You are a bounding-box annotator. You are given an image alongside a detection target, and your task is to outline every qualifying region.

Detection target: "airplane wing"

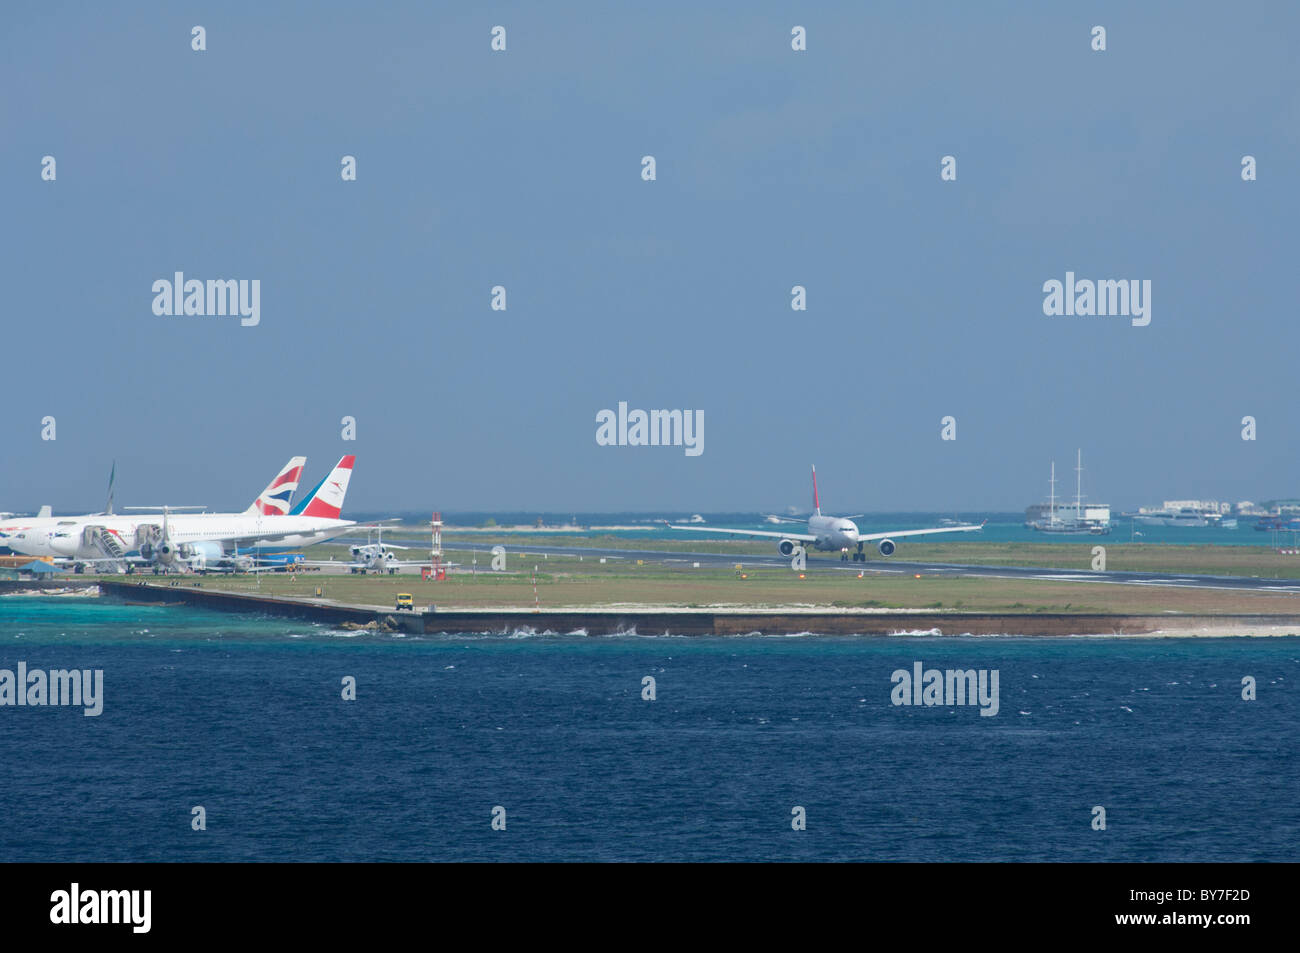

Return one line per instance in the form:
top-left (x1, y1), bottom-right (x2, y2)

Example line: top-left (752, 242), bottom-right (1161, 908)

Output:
top-left (855, 521), bottom-right (985, 542)
top-left (668, 524), bottom-right (818, 543)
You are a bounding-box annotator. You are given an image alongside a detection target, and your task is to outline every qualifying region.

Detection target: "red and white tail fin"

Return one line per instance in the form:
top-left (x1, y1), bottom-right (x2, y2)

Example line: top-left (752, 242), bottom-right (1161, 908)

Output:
top-left (812, 464), bottom-right (821, 516)
top-left (299, 455), bottom-right (355, 519)
top-left (245, 456), bottom-right (306, 515)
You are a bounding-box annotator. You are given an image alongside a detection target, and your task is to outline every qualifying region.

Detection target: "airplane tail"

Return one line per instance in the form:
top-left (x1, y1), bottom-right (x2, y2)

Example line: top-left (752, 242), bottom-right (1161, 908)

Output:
top-left (295, 455), bottom-right (355, 519)
top-left (812, 464), bottom-right (821, 516)
top-left (246, 456), bottom-right (307, 516)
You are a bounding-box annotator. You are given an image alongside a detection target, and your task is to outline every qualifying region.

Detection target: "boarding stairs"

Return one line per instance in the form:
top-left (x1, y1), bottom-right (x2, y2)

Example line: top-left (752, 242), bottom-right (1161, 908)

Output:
top-left (81, 525), bottom-right (127, 573)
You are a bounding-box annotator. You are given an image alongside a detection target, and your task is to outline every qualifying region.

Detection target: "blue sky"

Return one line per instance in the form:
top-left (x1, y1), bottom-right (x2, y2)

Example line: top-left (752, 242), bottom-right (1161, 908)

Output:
top-left (3, 2), bottom-right (1297, 514)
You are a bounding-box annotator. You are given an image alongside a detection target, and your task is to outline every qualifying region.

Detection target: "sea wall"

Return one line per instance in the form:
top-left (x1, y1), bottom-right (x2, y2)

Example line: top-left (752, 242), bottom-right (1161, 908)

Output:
top-left (86, 582), bottom-right (1300, 636)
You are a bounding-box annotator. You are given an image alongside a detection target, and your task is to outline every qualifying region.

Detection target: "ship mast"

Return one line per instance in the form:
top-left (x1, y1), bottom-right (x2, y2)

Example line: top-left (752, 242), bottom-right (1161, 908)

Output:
top-left (1075, 448), bottom-right (1083, 520)
top-left (1049, 461), bottom-right (1057, 525)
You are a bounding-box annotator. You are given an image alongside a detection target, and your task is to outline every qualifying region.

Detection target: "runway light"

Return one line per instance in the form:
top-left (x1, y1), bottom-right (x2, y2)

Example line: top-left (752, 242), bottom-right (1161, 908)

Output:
top-left (857, 572), bottom-right (863, 579)
top-left (798, 573), bottom-right (806, 579)
top-left (914, 573), bottom-right (922, 579)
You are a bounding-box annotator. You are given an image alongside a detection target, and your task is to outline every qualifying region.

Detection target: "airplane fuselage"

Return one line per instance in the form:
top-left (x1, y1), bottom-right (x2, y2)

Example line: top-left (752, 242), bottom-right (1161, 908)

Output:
top-left (806, 513), bottom-right (862, 550)
top-left (0, 513), bottom-right (355, 560)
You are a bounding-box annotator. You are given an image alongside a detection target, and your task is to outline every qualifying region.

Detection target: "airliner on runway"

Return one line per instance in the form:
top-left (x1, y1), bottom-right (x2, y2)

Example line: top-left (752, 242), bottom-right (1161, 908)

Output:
top-left (670, 465), bottom-right (984, 561)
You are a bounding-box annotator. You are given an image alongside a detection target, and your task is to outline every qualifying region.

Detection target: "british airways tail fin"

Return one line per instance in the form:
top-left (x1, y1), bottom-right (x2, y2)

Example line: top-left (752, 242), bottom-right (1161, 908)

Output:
top-left (246, 456), bottom-right (307, 515)
top-left (812, 464), bottom-right (821, 516)
top-left (295, 455), bottom-right (355, 519)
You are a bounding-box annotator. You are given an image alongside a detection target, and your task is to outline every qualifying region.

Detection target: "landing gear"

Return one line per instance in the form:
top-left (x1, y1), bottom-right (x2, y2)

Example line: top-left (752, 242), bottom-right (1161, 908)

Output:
top-left (840, 549), bottom-right (849, 562)
top-left (852, 542), bottom-right (866, 562)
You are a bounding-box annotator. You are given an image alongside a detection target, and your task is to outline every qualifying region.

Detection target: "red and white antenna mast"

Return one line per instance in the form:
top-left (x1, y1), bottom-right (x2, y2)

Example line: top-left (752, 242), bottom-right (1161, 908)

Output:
top-left (430, 511), bottom-right (444, 579)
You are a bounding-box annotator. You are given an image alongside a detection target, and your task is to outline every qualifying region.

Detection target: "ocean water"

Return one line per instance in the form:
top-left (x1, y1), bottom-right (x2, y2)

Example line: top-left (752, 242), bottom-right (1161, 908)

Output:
top-left (1, 597), bottom-right (1296, 862)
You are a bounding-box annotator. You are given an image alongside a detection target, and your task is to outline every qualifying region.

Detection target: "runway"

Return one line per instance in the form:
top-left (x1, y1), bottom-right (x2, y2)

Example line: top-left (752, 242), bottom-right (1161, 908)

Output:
top-left (437, 541), bottom-right (1300, 594)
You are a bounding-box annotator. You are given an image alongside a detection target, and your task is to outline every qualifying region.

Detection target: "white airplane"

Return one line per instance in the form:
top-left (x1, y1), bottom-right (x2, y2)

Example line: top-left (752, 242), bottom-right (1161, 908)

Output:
top-left (342, 526), bottom-right (413, 574)
top-left (670, 465), bottom-right (984, 562)
top-left (120, 455), bottom-right (361, 571)
top-left (127, 507), bottom-right (282, 574)
top-left (0, 462), bottom-right (125, 550)
top-left (0, 457), bottom-right (304, 565)
top-left (308, 526), bottom-right (443, 575)
top-left (0, 456), bottom-right (359, 570)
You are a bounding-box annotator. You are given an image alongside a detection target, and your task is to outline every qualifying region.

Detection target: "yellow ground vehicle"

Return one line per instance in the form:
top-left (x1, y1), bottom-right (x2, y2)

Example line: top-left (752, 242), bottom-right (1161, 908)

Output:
top-left (395, 593), bottom-right (414, 611)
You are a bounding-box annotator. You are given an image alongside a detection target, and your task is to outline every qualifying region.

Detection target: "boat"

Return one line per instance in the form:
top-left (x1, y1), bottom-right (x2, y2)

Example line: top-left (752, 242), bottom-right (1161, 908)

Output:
top-left (1133, 506), bottom-right (1230, 528)
top-left (1026, 450), bottom-right (1111, 535)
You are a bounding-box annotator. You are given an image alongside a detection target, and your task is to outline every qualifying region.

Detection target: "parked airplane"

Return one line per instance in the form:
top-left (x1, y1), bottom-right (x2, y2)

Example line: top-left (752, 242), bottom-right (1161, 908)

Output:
top-left (669, 465), bottom-right (984, 561)
top-left (305, 526), bottom-right (432, 575)
top-left (0, 457), bottom-right (306, 556)
top-left (0, 456), bottom-right (356, 570)
top-left (0, 461), bottom-right (126, 548)
top-left (118, 455), bottom-right (359, 570)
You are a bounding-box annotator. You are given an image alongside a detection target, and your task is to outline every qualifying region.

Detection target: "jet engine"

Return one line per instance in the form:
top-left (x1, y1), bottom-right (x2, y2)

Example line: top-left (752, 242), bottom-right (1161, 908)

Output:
top-left (777, 539), bottom-right (797, 557)
top-left (135, 524), bottom-right (163, 560)
top-left (184, 540), bottom-right (224, 565)
top-left (877, 539), bottom-right (896, 556)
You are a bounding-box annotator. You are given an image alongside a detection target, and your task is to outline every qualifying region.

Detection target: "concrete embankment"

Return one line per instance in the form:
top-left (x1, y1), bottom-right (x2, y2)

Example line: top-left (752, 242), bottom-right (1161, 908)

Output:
top-left (98, 580), bottom-right (425, 633)
top-left (79, 582), bottom-right (1300, 636)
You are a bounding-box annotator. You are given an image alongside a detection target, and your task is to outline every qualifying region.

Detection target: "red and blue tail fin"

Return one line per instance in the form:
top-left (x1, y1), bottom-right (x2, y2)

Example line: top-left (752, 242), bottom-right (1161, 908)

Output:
top-left (246, 456), bottom-right (306, 516)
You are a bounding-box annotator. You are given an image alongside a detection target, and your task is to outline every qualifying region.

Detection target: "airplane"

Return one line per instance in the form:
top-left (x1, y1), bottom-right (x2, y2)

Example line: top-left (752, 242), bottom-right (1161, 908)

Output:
top-left (669, 465), bottom-right (985, 562)
top-left (0, 456), bottom-right (357, 569)
top-left (123, 507), bottom-right (293, 575)
top-left (118, 455), bottom-right (360, 568)
top-left (0, 456), bottom-right (306, 562)
top-left (0, 462), bottom-right (126, 549)
top-left (304, 526), bottom-right (439, 575)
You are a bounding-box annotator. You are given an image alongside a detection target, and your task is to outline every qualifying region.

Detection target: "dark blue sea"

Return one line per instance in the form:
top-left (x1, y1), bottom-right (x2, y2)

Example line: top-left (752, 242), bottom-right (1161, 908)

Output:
top-left (1, 597), bottom-right (1296, 862)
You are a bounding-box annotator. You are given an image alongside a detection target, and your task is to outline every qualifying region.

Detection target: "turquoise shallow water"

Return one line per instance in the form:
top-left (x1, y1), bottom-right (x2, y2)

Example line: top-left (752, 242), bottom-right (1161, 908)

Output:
top-left (1, 596), bottom-right (1296, 861)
